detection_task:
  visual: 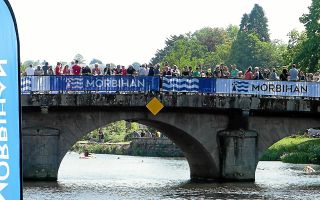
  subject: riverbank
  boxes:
[72,136,320,164]
[261,136,320,164]
[71,138,184,157]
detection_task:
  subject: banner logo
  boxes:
[232,81,249,93]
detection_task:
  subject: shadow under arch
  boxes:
[57,118,218,182]
[137,119,217,181]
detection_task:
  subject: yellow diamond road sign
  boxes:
[146,97,164,116]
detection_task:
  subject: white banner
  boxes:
[216,79,320,97]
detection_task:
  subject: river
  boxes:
[23,152,320,199]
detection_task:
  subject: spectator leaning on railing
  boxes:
[82,65,91,75]
[63,65,70,75]
[42,62,49,76]
[55,62,62,75]
[72,60,81,75]
[289,64,299,81]
[92,64,101,75]
[230,65,239,78]
[280,68,288,81]
[269,68,279,80]
[25,64,35,76]
[126,65,136,75]
[244,67,253,80]
[34,66,44,76]
[22,59,320,84]
[47,66,54,75]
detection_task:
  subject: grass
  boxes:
[261,136,320,164]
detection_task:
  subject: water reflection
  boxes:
[23,153,320,200]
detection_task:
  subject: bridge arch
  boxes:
[22,108,226,181]
[249,116,320,160]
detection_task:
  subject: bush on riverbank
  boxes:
[261,136,320,164]
[71,142,130,155]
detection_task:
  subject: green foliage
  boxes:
[261,136,320,164]
[293,0,320,72]
[83,121,140,143]
[151,25,240,69]
[228,4,283,70]
[280,152,312,164]
[229,32,282,70]
[104,121,127,143]
[193,27,227,52]
[239,14,250,32]
[150,35,186,65]
[282,30,307,66]
[248,4,270,42]
[151,4,284,71]
[72,142,130,155]
[163,37,206,68]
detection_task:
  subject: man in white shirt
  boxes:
[25,64,35,76]
[138,64,148,76]
[289,64,299,81]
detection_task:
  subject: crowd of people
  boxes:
[24,60,320,82]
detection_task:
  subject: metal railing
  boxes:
[21,75,320,98]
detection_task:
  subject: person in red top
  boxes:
[121,66,127,76]
[72,60,81,75]
[63,65,70,75]
[114,65,122,75]
[243,67,253,80]
[55,62,62,75]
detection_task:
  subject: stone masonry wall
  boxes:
[128,138,184,157]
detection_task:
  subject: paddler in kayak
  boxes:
[84,149,90,157]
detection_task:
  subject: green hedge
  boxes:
[260,136,320,164]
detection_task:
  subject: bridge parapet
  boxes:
[22,94,320,113]
[21,93,320,182]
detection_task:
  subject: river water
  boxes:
[24,152,320,199]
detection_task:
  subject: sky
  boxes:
[9,0,312,66]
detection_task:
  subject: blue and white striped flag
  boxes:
[21,76,32,93]
[162,77,200,92]
[66,77,84,90]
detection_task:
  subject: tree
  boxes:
[192,27,227,52]
[295,0,320,72]
[163,37,205,68]
[229,4,275,69]
[89,58,103,65]
[74,54,86,64]
[282,30,307,66]
[229,32,280,70]
[150,35,185,65]
[239,14,250,32]
[248,4,270,42]
[226,25,239,43]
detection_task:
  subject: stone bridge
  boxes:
[21,93,320,182]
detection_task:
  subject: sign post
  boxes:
[0,0,22,199]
